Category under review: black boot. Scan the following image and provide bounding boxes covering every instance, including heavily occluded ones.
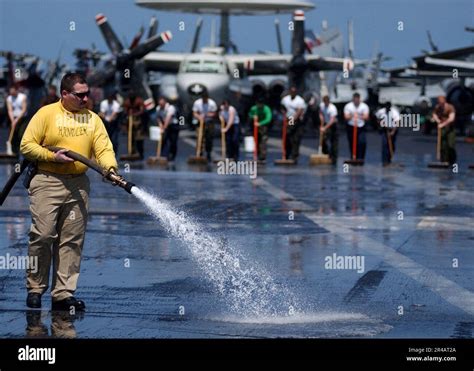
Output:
[26,293,42,309]
[52,297,86,311]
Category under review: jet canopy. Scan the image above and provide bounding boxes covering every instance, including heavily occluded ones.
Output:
[180,57,227,74]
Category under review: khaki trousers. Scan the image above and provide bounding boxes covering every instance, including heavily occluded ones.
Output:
[27,171,90,301]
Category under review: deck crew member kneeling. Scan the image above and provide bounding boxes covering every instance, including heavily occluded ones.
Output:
[20,73,118,311]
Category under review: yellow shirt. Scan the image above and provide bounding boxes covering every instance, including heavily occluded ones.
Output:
[20,101,118,175]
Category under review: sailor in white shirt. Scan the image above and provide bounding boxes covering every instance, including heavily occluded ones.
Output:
[192,91,218,161]
[343,93,370,161]
[280,86,307,162]
[99,92,122,153]
[6,85,28,156]
[156,97,180,161]
[376,101,399,166]
[219,99,240,160]
[319,95,339,164]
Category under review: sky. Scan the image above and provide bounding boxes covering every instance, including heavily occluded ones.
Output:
[0,0,473,70]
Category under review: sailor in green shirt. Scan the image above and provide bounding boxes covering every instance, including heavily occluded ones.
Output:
[248,97,272,162]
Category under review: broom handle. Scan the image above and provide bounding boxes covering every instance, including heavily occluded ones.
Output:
[437,124,441,161]
[220,116,226,159]
[7,120,17,142]
[156,128,163,157]
[282,116,287,160]
[196,118,204,156]
[319,120,324,154]
[386,128,394,159]
[127,114,133,155]
[253,116,258,161]
[352,111,358,160]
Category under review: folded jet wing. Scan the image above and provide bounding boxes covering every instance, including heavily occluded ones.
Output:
[423,57,474,70]
[143,52,184,73]
[413,45,474,72]
[227,53,354,75]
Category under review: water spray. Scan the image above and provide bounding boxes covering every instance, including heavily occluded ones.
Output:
[0,147,300,317]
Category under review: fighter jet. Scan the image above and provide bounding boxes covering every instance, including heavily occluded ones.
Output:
[244,17,346,102]
[335,25,474,128]
[382,42,474,134]
[137,0,312,112]
[142,8,352,115]
[332,19,395,107]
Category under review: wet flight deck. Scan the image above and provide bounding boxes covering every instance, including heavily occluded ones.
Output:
[0,127,473,339]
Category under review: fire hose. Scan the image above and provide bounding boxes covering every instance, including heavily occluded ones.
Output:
[0,147,135,206]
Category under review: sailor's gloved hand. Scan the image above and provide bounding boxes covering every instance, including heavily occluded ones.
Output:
[103,168,123,186]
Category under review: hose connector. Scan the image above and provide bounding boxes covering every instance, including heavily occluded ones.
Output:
[106,172,136,194]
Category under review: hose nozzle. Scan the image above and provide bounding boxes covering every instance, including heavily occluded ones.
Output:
[106,172,136,194]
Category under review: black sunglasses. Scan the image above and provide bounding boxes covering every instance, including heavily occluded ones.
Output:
[70,91,90,99]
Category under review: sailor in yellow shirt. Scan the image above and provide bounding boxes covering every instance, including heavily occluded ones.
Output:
[20,72,118,311]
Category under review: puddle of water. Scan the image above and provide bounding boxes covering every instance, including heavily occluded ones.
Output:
[214,312,370,325]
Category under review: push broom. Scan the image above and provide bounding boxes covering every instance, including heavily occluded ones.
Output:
[427,125,450,168]
[213,116,227,163]
[253,116,258,162]
[310,120,332,165]
[274,116,295,165]
[385,128,404,168]
[187,118,207,164]
[344,111,364,166]
[120,114,140,161]
[387,129,394,160]
[0,121,19,159]
[147,127,167,166]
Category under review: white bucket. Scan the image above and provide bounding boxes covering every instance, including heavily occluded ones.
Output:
[244,136,255,153]
[149,126,161,141]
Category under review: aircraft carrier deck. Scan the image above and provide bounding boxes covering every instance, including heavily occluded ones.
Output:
[0,127,472,341]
